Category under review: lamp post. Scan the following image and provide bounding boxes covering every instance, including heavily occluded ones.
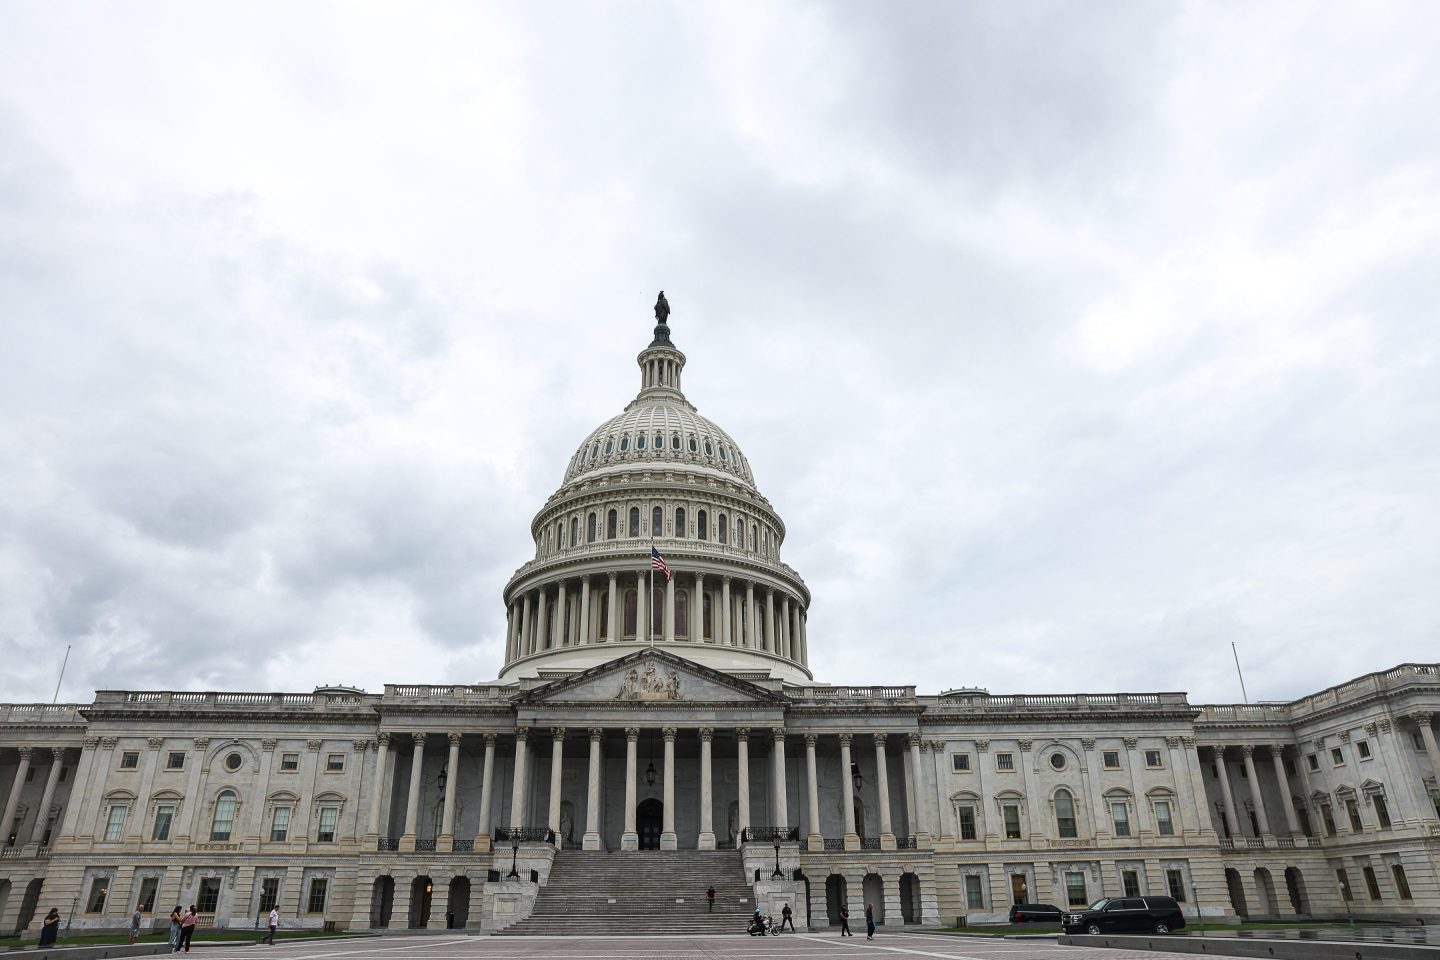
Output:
[771,840,783,878]
[507,840,520,879]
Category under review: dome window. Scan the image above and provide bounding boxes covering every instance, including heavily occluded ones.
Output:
[719,444,729,461]
[606,510,618,540]
[675,507,686,538]
[671,433,681,451]
[590,442,599,460]
[652,506,663,536]
[637,433,646,450]
[570,517,579,545]
[704,440,714,457]
[688,436,698,453]
[587,512,597,543]
[697,510,708,540]
[619,434,630,452]
[629,507,640,538]
[653,431,663,450]
[717,513,727,544]
[603,438,613,455]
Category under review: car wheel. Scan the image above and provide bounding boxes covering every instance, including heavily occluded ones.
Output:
[1154,922,1170,934]
[1085,923,1102,935]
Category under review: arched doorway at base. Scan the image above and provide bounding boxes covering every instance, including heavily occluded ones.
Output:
[825,874,847,926]
[900,873,920,924]
[369,876,394,928]
[447,877,470,929]
[862,874,885,925]
[409,876,432,929]
[637,798,663,850]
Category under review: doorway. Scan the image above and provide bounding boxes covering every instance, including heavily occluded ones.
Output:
[637,798,663,850]
[447,877,470,929]
[369,877,394,928]
[17,880,43,934]
[409,876,432,928]
[1010,872,1029,905]
[824,874,847,925]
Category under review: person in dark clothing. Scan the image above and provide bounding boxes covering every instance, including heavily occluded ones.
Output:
[865,902,876,939]
[706,886,715,912]
[38,909,61,947]
[780,903,795,931]
[839,904,852,936]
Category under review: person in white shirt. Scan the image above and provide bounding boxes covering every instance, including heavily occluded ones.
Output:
[261,907,279,945]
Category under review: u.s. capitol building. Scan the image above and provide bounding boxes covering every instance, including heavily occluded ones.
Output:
[2,308,1438,935]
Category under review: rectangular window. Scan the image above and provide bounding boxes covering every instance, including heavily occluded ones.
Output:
[326,754,345,772]
[1002,804,1022,839]
[957,806,977,840]
[1103,751,1121,769]
[1065,872,1088,906]
[318,806,339,842]
[1346,799,1363,832]
[197,878,221,913]
[86,878,110,913]
[1166,869,1187,902]
[1122,870,1140,896]
[104,804,127,841]
[964,874,984,909]
[1392,865,1412,900]
[951,753,970,773]
[271,807,291,842]
[166,752,185,770]
[1111,802,1131,837]
[1331,747,1345,766]
[1362,866,1381,900]
[1337,869,1353,901]
[258,878,280,913]
[307,877,329,914]
[995,752,1014,771]
[1357,740,1372,760]
[1144,749,1163,768]
[1284,757,1296,777]
[137,877,158,913]
[120,751,140,769]
[1307,753,1319,771]
[280,753,300,772]
[1154,800,1174,836]
[1321,804,1337,836]
[1374,795,1391,829]
[152,805,174,841]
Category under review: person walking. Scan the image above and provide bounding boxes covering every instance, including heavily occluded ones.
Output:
[780,903,795,932]
[129,906,143,944]
[175,905,198,952]
[706,886,715,912]
[839,903,852,936]
[261,906,279,945]
[38,909,61,948]
[865,902,876,940]
[167,906,182,950]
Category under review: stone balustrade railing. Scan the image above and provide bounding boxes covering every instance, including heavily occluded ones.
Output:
[92,690,378,709]
[383,684,511,701]
[790,686,916,702]
[930,691,1191,712]
[0,704,84,724]
[1197,662,1439,725]
[511,538,807,589]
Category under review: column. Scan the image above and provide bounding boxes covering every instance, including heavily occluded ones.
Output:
[578,576,591,644]
[1240,745,1270,836]
[780,596,792,658]
[764,587,776,652]
[553,581,566,647]
[637,572,648,642]
[509,728,529,830]
[799,611,808,662]
[547,728,565,842]
[804,734,822,849]
[772,728,789,830]
[475,734,497,849]
[584,728,603,850]
[839,734,858,849]
[439,732,460,851]
[737,728,751,836]
[661,727,677,849]
[622,728,639,850]
[1415,713,1440,796]
[2,748,32,845]
[1270,748,1301,835]
[790,604,802,661]
[400,733,425,852]
[694,573,705,641]
[721,577,732,646]
[698,728,715,849]
[664,573,676,642]
[1213,745,1241,837]
[907,733,930,841]
[607,572,619,641]
[505,604,515,660]
[520,592,533,656]
[1122,737,1150,835]
[27,749,64,846]
[744,581,755,647]
[874,734,895,847]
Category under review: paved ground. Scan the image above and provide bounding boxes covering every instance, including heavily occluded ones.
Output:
[193,932,1200,960]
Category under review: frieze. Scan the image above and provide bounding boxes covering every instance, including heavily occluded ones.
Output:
[614,663,682,701]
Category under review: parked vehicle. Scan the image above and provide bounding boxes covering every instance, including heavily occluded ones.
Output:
[1008,903,1063,924]
[1062,896,1186,935]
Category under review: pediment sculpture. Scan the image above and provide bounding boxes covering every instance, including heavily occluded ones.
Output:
[615,663,682,701]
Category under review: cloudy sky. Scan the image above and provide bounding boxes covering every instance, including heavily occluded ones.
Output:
[2,2,1438,706]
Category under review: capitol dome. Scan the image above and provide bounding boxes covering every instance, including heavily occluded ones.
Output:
[498,311,811,683]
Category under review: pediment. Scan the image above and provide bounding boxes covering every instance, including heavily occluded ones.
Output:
[516,648,787,706]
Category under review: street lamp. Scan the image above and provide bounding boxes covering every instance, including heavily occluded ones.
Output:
[645,736,657,787]
[507,841,520,879]
[771,841,783,878]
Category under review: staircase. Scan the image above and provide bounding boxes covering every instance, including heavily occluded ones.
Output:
[496,849,755,936]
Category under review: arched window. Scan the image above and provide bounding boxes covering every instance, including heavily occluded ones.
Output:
[653,431,663,450]
[750,525,758,551]
[637,432,646,450]
[652,506,663,536]
[671,433,681,450]
[675,507,686,538]
[597,592,609,640]
[623,590,637,638]
[570,517,579,546]
[629,507,640,538]
[606,510,618,540]
[719,443,729,461]
[619,434,630,452]
[704,440,714,456]
[697,510,708,540]
[688,436,698,453]
[603,438,613,455]
[703,592,712,640]
[557,521,564,548]
[587,513,597,543]
[210,790,238,841]
[736,518,744,545]
[1054,789,1078,838]
[760,529,767,553]
[718,513,728,544]
[676,590,689,638]
[590,442,599,460]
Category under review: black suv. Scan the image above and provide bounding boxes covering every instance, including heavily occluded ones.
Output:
[1062,896,1185,935]
[1008,903,1063,924]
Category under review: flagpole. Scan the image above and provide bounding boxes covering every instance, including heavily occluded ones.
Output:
[649,541,655,647]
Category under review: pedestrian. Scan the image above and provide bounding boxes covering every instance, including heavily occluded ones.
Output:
[780,903,795,932]
[706,886,715,912]
[865,902,876,940]
[38,909,61,948]
[129,905,143,944]
[176,905,198,952]
[168,906,182,950]
[261,905,279,945]
[839,904,852,936]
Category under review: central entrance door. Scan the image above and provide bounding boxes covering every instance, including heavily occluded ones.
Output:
[637,798,663,850]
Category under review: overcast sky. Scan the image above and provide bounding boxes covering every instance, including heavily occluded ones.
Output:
[2,2,1438,707]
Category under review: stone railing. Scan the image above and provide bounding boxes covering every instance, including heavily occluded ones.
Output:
[0,704,85,725]
[791,686,916,702]
[1199,663,1440,724]
[94,690,377,709]
[384,684,511,701]
[932,691,1191,713]
[511,537,808,591]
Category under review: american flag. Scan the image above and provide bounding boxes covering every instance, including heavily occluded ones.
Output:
[650,545,672,581]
